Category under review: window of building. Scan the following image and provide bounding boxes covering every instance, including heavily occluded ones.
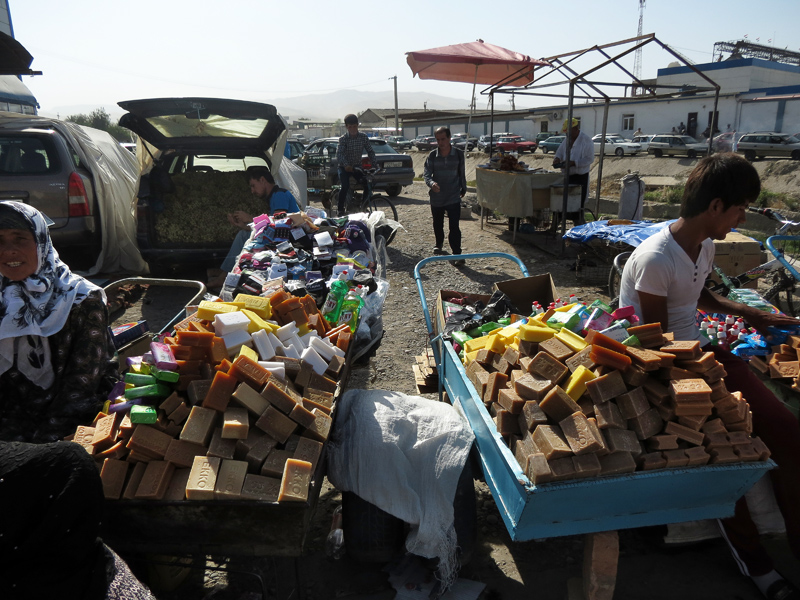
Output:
[622,114,635,131]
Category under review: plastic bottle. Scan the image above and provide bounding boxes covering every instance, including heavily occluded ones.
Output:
[325,505,345,560]
[716,326,728,349]
[321,272,350,324]
[337,285,365,332]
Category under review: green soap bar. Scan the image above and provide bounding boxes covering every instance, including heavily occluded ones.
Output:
[451,331,472,345]
[130,405,158,424]
[150,366,180,383]
[124,383,171,399]
[498,318,511,326]
[622,334,641,347]
[124,373,156,386]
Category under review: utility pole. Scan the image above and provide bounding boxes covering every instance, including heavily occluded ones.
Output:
[633,0,645,83]
[390,75,399,134]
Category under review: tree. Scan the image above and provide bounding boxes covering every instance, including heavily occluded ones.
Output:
[66,108,133,143]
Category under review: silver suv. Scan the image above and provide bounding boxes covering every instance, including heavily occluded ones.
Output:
[736,132,800,161]
[647,134,709,158]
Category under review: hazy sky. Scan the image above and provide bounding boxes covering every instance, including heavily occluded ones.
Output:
[11,0,800,119]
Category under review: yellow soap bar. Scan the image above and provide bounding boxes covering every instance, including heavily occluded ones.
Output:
[530,313,548,324]
[508,339,520,351]
[234,293,272,319]
[297,323,311,336]
[486,334,506,354]
[555,328,587,352]
[564,365,597,400]
[464,349,480,365]
[196,300,239,321]
[518,323,555,343]
[237,344,259,362]
[221,302,246,309]
[240,309,277,334]
[553,302,577,312]
[464,337,490,354]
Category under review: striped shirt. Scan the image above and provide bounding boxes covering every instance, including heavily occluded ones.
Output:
[336,132,377,169]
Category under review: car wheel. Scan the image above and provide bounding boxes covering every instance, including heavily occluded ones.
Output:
[744,150,756,161]
[385,184,401,197]
[654,149,663,158]
[615,147,624,157]
[792,150,800,161]
[688,150,697,158]
[541,147,548,154]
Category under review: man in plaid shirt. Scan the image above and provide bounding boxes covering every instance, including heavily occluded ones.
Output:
[336,114,377,216]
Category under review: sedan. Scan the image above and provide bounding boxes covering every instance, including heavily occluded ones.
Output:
[538,135,565,153]
[592,134,641,156]
[495,136,537,153]
[631,134,654,152]
[385,135,413,152]
[451,133,478,151]
[415,136,438,151]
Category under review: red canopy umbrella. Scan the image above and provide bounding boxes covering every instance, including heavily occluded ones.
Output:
[406,40,548,142]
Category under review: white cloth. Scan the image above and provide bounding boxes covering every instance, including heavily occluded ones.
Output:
[326,390,475,589]
[619,225,714,343]
[0,202,102,388]
[555,131,595,175]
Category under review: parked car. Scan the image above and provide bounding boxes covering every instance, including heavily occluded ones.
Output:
[297,136,413,197]
[495,136,538,153]
[647,134,709,158]
[478,132,513,152]
[385,135,413,152]
[289,134,308,145]
[591,134,641,156]
[631,134,655,152]
[535,132,558,144]
[286,139,306,160]
[118,96,297,273]
[451,133,478,151]
[538,135,565,153]
[415,136,438,151]
[735,132,800,161]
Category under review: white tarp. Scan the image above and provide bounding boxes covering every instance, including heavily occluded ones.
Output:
[0,112,147,276]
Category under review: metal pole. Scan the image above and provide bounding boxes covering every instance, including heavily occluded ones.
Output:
[466,65,478,145]
[595,99,610,217]
[561,82,575,254]
[392,76,399,134]
[708,89,720,155]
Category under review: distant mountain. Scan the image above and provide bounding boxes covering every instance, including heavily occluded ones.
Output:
[264,89,475,122]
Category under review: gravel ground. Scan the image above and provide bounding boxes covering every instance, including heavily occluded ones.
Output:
[115,182,797,600]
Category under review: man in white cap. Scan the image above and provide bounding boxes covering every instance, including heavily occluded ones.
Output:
[553,117,594,224]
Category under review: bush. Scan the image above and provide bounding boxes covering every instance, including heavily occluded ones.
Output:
[644,185,685,205]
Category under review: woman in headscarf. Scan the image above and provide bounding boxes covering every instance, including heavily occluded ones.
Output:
[0,201,119,443]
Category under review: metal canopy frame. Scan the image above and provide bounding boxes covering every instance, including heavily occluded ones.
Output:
[486,34,721,252]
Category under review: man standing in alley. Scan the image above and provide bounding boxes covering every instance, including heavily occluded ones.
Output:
[336,114,377,217]
[553,118,595,225]
[424,126,467,266]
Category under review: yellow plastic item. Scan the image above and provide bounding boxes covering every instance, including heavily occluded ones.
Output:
[518,323,555,343]
[233,293,272,319]
[196,300,240,321]
[508,339,520,351]
[240,309,278,334]
[237,344,259,361]
[564,365,596,400]
[464,336,490,354]
[102,400,111,413]
[555,328,588,352]
[487,334,507,354]
[553,302,577,312]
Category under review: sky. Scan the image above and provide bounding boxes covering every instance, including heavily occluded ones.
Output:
[10,0,800,121]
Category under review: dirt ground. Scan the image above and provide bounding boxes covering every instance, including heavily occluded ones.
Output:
[104,173,800,599]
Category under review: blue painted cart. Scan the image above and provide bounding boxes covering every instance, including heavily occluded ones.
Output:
[414,252,773,543]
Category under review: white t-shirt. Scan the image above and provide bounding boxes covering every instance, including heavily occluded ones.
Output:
[555,131,595,175]
[618,226,714,343]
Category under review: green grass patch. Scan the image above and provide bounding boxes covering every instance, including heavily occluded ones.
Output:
[644,185,685,205]
[756,189,799,211]
[467,180,476,187]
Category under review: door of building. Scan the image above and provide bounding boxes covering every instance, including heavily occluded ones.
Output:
[687,113,698,138]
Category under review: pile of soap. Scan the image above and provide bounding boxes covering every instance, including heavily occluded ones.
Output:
[747,333,800,389]
[460,313,772,485]
[70,289,350,503]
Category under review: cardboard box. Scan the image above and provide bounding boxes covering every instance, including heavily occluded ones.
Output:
[711,231,764,288]
[434,290,492,336]
[494,274,558,315]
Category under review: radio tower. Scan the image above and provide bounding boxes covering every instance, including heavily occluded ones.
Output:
[633,0,645,81]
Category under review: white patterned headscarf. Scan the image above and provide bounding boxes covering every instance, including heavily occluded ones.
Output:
[0,201,103,388]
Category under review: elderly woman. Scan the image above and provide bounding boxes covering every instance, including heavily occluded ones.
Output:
[0,201,118,443]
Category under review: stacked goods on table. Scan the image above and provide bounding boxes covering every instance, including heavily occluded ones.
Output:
[69,288,351,504]
[442,296,774,485]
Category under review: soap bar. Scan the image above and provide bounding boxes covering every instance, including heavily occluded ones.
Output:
[615,386,650,419]
[229,355,271,391]
[100,458,129,500]
[518,400,549,432]
[484,372,509,405]
[598,451,636,475]
[262,381,299,414]
[647,434,679,451]
[278,459,313,502]
[187,379,213,405]
[232,382,270,416]
[526,452,553,484]
[513,372,553,401]
[539,386,582,422]
[122,462,148,500]
[589,345,631,371]
[547,456,577,481]
[563,365,596,401]
[538,337,574,362]
[256,406,298,444]
[585,370,627,404]
[669,379,712,403]
[625,346,662,371]
[214,459,248,499]
[164,438,207,468]
[661,339,702,359]
[678,414,708,431]
[664,421,706,446]
[180,405,218,446]
[559,411,603,455]
[130,405,158,424]
[245,433,279,471]
[628,408,664,440]
[594,401,626,430]
[135,461,175,500]
[565,346,596,373]
[497,388,526,414]
[294,437,323,472]
[129,424,173,459]
[532,424,572,460]
[289,403,317,429]
[125,384,171,400]
[528,351,568,384]
[603,428,643,455]
[202,371,238,412]
[572,453,602,478]
[186,455,221,500]
[638,452,668,471]
[150,342,178,370]
[241,474,281,502]
[222,407,249,439]
[261,448,295,478]
[303,408,333,442]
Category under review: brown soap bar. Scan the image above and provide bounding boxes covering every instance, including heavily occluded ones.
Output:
[308,372,337,394]
[615,386,650,419]
[594,401,626,430]
[621,364,650,387]
[518,339,537,357]
[229,355,271,391]
[577,397,595,417]
[547,456,577,481]
[289,403,317,429]
[100,458,129,500]
[565,346,595,373]
[294,360,315,390]
[750,436,772,461]
[214,459,249,499]
[278,459,313,502]
[685,446,711,466]
[164,438,207,468]
[660,340,702,359]
[559,411,603,455]
[701,418,728,434]
[502,346,520,367]
[642,378,671,405]
[654,402,677,422]
[673,399,713,417]
[703,432,731,450]
[638,452,668,471]
[241,474,281,502]
[168,402,191,425]
[585,370,627,404]
[261,448,295,478]
[709,378,730,400]
[187,379,213,405]
[539,337,574,362]
[675,351,718,373]
[659,366,697,381]
[677,414,708,431]
[164,468,191,501]
[272,356,303,380]
[326,354,346,379]
[122,462,148,500]
[135,461,175,500]
[628,408,664,440]
[303,409,333,443]
[586,418,609,456]
[245,433,279,472]
[513,433,538,471]
[603,428,643,456]
[518,356,535,373]
[232,382,270,416]
[528,351,569,384]
[700,363,727,383]
[647,434,679,451]
[599,451,636,475]
[572,453,602,478]
[262,381,299,414]
[532,424,573,460]
[495,408,521,436]
[649,349,676,367]
[513,372,553,401]
[222,407,249,440]
[662,448,690,468]
[518,400,549,432]
[207,427,237,460]
[526,452,553,484]
[129,424,174,459]
[234,428,264,460]
[475,348,495,365]
[186,455,221,500]
[294,437,324,472]
[202,371,238,412]
[710,446,740,464]
[664,421,706,446]
[256,406,298,444]
[490,355,512,376]
[625,346,662,371]
[713,393,739,413]
[670,378,713,403]
[180,406,218,447]
[305,388,334,408]
[302,397,332,416]
[92,413,118,450]
[498,388,526,414]
[539,386,582,422]
[484,372,509,405]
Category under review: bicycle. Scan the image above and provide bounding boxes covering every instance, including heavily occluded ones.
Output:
[607,207,800,315]
[330,167,399,223]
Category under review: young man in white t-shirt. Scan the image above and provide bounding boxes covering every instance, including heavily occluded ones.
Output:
[620,153,800,600]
